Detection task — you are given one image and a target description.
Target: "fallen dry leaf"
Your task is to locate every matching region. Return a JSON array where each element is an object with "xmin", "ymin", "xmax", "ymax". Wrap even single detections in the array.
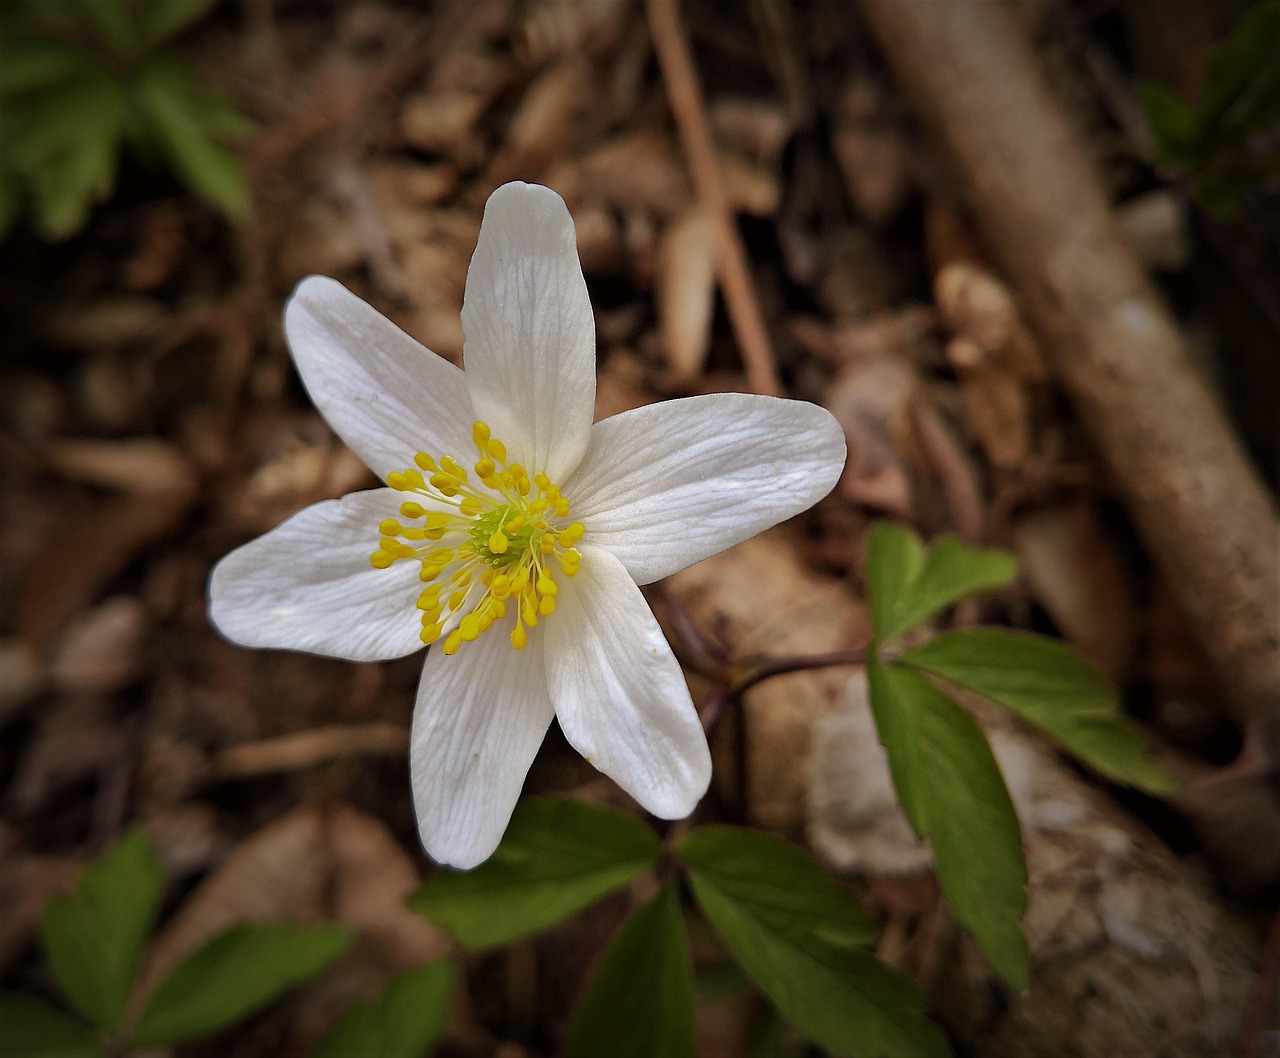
[
  {"xmin": 658, "ymin": 207, "xmax": 717, "ymax": 382},
  {"xmin": 130, "ymin": 802, "xmax": 448, "ymax": 1035}
]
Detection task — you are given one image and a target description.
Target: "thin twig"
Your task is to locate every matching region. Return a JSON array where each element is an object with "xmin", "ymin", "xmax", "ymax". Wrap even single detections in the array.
[
  {"xmin": 733, "ymin": 648, "xmax": 868, "ymax": 697},
  {"xmin": 212, "ymin": 723, "xmax": 409, "ymax": 779},
  {"xmin": 645, "ymin": 0, "xmax": 782, "ymax": 396}
]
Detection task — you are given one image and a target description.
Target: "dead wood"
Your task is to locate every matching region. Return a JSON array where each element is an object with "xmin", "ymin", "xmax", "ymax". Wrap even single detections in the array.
[{"xmin": 856, "ymin": 0, "xmax": 1280, "ymax": 740}]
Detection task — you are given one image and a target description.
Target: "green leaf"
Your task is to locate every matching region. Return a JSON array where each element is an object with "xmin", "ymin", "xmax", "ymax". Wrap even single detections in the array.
[
  {"xmin": 1138, "ymin": 81, "xmax": 1207, "ymax": 169},
  {"xmin": 866, "ymin": 650, "xmax": 1028, "ymax": 988},
  {"xmin": 900, "ymin": 630, "xmax": 1175, "ymax": 794},
  {"xmin": 866, "ymin": 521, "xmax": 924, "ymax": 639},
  {"xmin": 409, "ymin": 796, "xmax": 661, "ymax": 949},
  {"xmin": 867, "ymin": 523, "xmax": 1016, "ymax": 642},
  {"xmin": 679, "ymin": 832, "xmax": 947, "ymax": 1058},
  {"xmin": 40, "ymin": 828, "xmax": 165, "ymax": 1032},
  {"xmin": 313, "ymin": 960, "xmax": 454, "ymax": 1058},
  {"xmin": 0, "ymin": 39, "xmax": 93, "ymax": 100},
  {"xmin": 5, "ymin": 64, "xmax": 126, "ymax": 239},
  {"xmin": 1198, "ymin": 0, "xmax": 1280, "ymax": 127},
  {"xmin": 675, "ymin": 828, "xmax": 876, "ymax": 950},
  {"xmin": 138, "ymin": 0, "xmax": 220, "ymax": 48},
  {"xmin": 0, "ymin": 995, "xmax": 100, "ymax": 1058},
  {"xmin": 564, "ymin": 884, "xmax": 696, "ymax": 1058},
  {"xmin": 75, "ymin": 0, "xmax": 140, "ymax": 56},
  {"xmin": 132, "ymin": 55, "xmax": 248, "ymax": 219},
  {"xmin": 131, "ymin": 922, "xmax": 353, "ymax": 1048}
]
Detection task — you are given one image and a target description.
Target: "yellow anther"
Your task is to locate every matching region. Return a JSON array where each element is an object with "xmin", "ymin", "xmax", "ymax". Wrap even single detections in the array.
[{"xmin": 376, "ymin": 428, "xmax": 583, "ymax": 654}]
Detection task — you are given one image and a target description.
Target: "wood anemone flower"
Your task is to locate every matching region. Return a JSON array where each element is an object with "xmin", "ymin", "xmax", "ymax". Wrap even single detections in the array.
[{"xmin": 209, "ymin": 181, "xmax": 847, "ymax": 868}]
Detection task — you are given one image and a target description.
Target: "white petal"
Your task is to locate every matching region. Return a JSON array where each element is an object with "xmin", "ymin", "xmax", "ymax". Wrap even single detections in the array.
[
  {"xmin": 565, "ymin": 393, "xmax": 846, "ymax": 584},
  {"xmin": 411, "ymin": 632, "xmax": 555, "ymax": 869},
  {"xmin": 546, "ymin": 546, "xmax": 710, "ymax": 818},
  {"xmin": 209, "ymin": 489, "xmax": 423, "ymax": 661},
  {"xmin": 461, "ymin": 183, "xmax": 596, "ymax": 483},
  {"xmin": 285, "ymin": 276, "xmax": 475, "ymax": 481}
]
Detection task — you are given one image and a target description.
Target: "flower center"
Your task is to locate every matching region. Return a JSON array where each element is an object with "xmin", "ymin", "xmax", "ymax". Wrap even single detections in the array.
[{"xmin": 371, "ymin": 422, "xmax": 582, "ymax": 655}]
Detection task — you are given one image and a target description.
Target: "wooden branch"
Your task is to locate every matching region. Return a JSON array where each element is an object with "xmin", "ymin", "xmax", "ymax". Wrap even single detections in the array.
[
  {"xmin": 858, "ymin": 0, "xmax": 1280, "ymax": 736},
  {"xmin": 646, "ymin": 0, "xmax": 782, "ymax": 396}
]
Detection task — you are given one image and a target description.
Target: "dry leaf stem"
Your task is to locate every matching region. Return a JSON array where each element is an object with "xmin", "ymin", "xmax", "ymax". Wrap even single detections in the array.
[{"xmin": 645, "ymin": 0, "xmax": 782, "ymax": 396}]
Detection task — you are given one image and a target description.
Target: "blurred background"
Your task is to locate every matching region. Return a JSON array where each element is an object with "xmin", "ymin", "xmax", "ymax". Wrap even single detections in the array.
[{"xmin": 1, "ymin": 0, "xmax": 1277, "ymax": 1055}]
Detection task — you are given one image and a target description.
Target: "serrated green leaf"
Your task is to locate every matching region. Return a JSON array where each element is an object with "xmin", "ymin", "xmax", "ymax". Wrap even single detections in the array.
[
  {"xmin": 131, "ymin": 923, "xmax": 353, "ymax": 1048},
  {"xmin": 40, "ymin": 828, "xmax": 165, "ymax": 1032},
  {"xmin": 1138, "ymin": 81, "xmax": 1207, "ymax": 169},
  {"xmin": 75, "ymin": 0, "xmax": 140, "ymax": 56},
  {"xmin": 900, "ymin": 629, "xmax": 1175, "ymax": 794},
  {"xmin": 409, "ymin": 796, "xmax": 661, "ymax": 949},
  {"xmin": 1199, "ymin": 0, "xmax": 1280, "ymax": 127},
  {"xmin": 313, "ymin": 960, "xmax": 453, "ymax": 1058},
  {"xmin": 138, "ymin": 0, "xmax": 220, "ymax": 48},
  {"xmin": 0, "ymin": 995, "xmax": 100, "ymax": 1058},
  {"xmin": 7, "ymin": 67, "xmax": 125, "ymax": 173},
  {"xmin": 0, "ymin": 39, "xmax": 94, "ymax": 100},
  {"xmin": 564, "ymin": 884, "xmax": 696, "ymax": 1058},
  {"xmin": 867, "ymin": 650, "xmax": 1028, "ymax": 988},
  {"xmin": 867, "ymin": 524, "xmax": 1016, "ymax": 642},
  {"xmin": 676, "ymin": 828, "xmax": 876, "ymax": 950},
  {"xmin": 28, "ymin": 122, "xmax": 121, "ymax": 240},
  {"xmin": 680, "ymin": 838, "xmax": 948, "ymax": 1058},
  {"xmin": 132, "ymin": 55, "xmax": 248, "ymax": 219},
  {"xmin": 866, "ymin": 522, "xmax": 925, "ymax": 639}
]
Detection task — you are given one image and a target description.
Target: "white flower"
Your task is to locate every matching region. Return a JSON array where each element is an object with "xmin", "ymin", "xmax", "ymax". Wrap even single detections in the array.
[{"xmin": 209, "ymin": 182, "xmax": 846, "ymax": 869}]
